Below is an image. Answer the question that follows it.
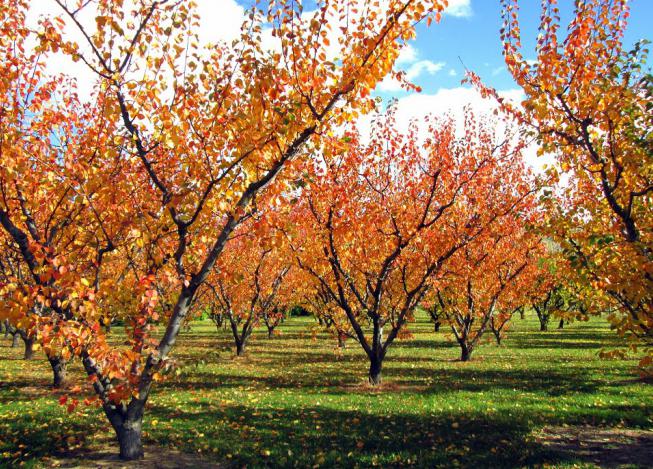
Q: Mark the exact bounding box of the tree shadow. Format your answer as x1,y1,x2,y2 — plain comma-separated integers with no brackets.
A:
143,403,653,468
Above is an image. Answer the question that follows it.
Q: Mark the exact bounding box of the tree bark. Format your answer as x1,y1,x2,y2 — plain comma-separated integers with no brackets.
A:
433,322,441,332
460,343,472,361
539,320,548,332
23,336,35,360
368,355,383,385
267,326,276,338
105,404,145,460
558,319,564,329
337,334,346,349
48,355,68,388
11,333,19,348
236,341,246,356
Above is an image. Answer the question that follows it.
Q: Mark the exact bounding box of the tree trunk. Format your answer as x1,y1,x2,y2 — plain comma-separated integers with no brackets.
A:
434,322,441,332
558,319,564,329
337,334,346,349
105,405,145,460
48,355,68,388
267,326,275,338
23,336,35,360
520,310,525,320
236,341,246,356
460,343,472,361
116,422,143,460
11,333,19,348
492,330,502,345
368,355,383,386
539,320,548,332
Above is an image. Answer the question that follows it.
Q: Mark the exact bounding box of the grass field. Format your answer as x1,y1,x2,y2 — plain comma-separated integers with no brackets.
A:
0,313,651,468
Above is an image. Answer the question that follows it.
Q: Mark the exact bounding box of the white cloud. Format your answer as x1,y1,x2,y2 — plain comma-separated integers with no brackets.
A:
195,0,246,45
361,87,551,172
448,68,457,77
378,44,445,92
396,44,419,65
405,60,445,80
444,0,473,18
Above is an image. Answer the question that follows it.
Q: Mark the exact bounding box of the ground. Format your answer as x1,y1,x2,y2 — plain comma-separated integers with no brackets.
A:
0,313,651,468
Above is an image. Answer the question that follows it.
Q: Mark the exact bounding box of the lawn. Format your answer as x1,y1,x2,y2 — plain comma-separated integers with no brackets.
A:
0,313,651,468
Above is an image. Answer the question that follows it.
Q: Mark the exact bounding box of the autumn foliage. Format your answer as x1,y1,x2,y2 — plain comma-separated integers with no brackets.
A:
284,108,537,383
470,0,652,372
1,0,651,462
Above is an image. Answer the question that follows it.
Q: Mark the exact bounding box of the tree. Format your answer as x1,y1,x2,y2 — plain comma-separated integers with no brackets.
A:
470,0,652,372
434,225,541,361
1,0,448,458
304,282,355,351
205,224,291,356
531,284,565,332
286,108,536,383
490,305,524,345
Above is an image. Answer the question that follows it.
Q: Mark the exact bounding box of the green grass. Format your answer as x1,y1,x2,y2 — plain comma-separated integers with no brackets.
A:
0,313,651,468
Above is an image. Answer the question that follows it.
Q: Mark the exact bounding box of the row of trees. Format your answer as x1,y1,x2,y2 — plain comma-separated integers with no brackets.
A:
0,0,649,461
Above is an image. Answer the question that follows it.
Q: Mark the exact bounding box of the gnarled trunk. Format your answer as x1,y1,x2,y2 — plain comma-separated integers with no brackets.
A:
23,336,35,360
337,334,346,349
460,343,473,361
48,355,68,388
236,340,246,356
105,403,145,460
368,355,383,386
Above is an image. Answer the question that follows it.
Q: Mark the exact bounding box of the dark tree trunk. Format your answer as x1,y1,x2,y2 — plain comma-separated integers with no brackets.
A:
492,330,502,345
540,320,548,331
520,309,525,320
558,319,564,329
368,355,383,386
434,322,441,332
267,326,276,338
23,336,35,360
11,333,19,348
48,355,68,388
337,334,346,349
105,404,145,460
460,343,472,361
116,423,143,460
236,341,246,356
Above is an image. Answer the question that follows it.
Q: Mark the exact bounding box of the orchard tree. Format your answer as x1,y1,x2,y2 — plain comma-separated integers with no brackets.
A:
472,0,652,371
206,225,291,356
434,225,541,361
0,0,448,459
530,284,565,332
286,109,536,384
489,305,524,345
304,282,355,351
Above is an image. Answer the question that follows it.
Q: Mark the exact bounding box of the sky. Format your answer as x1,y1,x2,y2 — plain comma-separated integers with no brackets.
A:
26,0,653,168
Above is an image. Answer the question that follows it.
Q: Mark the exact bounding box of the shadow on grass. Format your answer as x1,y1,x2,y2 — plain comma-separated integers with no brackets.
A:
144,402,653,468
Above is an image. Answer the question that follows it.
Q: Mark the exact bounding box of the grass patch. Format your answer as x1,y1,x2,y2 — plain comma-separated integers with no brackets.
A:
0,313,651,467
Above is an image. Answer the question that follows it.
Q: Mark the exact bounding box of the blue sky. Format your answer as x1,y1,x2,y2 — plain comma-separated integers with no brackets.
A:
376,0,653,98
